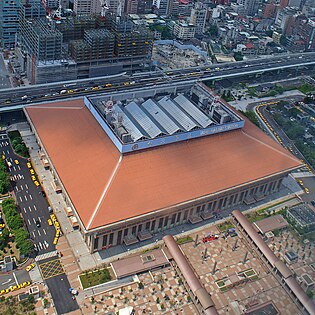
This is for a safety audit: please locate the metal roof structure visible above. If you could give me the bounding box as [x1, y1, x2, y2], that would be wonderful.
[141, 99, 183, 135]
[158, 96, 199, 131]
[174, 94, 213, 128]
[125, 101, 164, 139]
[114, 104, 147, 141]
[163, 235, 219, 315]
[232, 210, 315, 315]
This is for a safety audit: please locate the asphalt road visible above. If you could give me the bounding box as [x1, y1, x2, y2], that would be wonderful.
[299, 177, 315, 203]
[44, 270, 79, 314]
[0, 132, 56, 255]
[0, 270, 31, 291]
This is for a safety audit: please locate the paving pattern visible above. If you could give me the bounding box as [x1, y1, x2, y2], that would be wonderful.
[39, 259, 65, 280]
[180, 226, 301, 315]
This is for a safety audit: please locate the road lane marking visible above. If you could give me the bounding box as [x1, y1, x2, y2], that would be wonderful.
[24, 195, 28, 201]
[12, 272, 18, 285]
[28, 219, 31, 225]
[29, 194, 33, 200]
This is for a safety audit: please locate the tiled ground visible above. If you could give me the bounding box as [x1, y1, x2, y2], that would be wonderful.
[67, 223, 312, 315]
[180, 226, 301, 315]
[79, 268, 197, 314]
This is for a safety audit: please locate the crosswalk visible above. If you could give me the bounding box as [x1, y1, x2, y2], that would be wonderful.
[35, 250, 58, 262]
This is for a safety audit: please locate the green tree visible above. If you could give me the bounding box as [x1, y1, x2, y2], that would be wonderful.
[6, 215, 22, 230]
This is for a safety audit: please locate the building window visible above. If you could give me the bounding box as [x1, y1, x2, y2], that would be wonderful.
[117, 230, 123, 245]
[151, 220, 156, 231]
[196, 206, 201, 213]
[132, 226, 137, 235]
[145, 221, 150, 230]
[207, 202, 212, 211]
[163, 216, 169, 228]
[222, 197, 227, 208]
[124, 228, 128, 237]
[183, 210, 189, 221]
[228, 195, 234, 206]
[171, 213, 176, 224]
[212, 200, 217, 211]
[176, 212, 181, 223]
[218, 199, 223, 209]
[93, 237, 99, 250]
[109, 233, 114, 245]
[138, 224, 142, 233]
[102, 235, 108, 247]
[158, 218, 163, 229]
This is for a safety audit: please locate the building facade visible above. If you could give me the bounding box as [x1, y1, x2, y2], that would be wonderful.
[0, 0, 19, 49]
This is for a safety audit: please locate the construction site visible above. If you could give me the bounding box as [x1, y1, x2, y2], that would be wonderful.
[15, 0, 154, 84]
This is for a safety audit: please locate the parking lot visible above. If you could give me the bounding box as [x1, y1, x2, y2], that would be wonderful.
[0, 131, 56, 254]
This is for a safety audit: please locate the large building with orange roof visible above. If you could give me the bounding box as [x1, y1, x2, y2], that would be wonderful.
[24, 83, 301, 253]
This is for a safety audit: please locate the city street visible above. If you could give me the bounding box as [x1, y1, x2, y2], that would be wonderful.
[0, 270, 31, 291]
[0, 132, 56, 254]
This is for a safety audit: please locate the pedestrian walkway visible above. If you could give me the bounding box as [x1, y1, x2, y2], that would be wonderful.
[35, 250, 58, 262]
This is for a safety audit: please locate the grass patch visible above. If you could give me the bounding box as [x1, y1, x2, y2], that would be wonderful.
[244, 269, 256, 277]
[142, 245, 160, 253]
[217, 221, 234, 232]
[298, 83, 315, 94]
[80, 268, 113, 289]
[176, 236, 193, 245]
[239, 110, 260, 127]
[246, 210, 269, 223]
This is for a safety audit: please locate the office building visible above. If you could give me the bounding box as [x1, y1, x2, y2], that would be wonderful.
[0, 0, 20, 49]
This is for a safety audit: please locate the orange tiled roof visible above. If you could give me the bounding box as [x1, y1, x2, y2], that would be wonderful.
[25, 99, 301, 230]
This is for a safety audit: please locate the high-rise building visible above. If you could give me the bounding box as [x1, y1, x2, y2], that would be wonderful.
[243, 0, 259, 16]
[301, 18, 315, 51]
[73, 0, 102, 15]
[190, 2, 207, 35]
[263, 2, 277, 18]
[0, 0, 20, 49]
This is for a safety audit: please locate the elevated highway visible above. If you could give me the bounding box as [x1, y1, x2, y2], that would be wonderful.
[0, 52, 314, 112]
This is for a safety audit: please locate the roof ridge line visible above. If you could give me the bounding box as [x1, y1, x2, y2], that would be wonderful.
[86, 154, 123, 229]
[241, 130, 301, 164]
[29, 106, 84, 110]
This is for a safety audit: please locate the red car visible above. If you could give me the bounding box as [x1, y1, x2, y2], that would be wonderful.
[202, 234, 219, 243]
